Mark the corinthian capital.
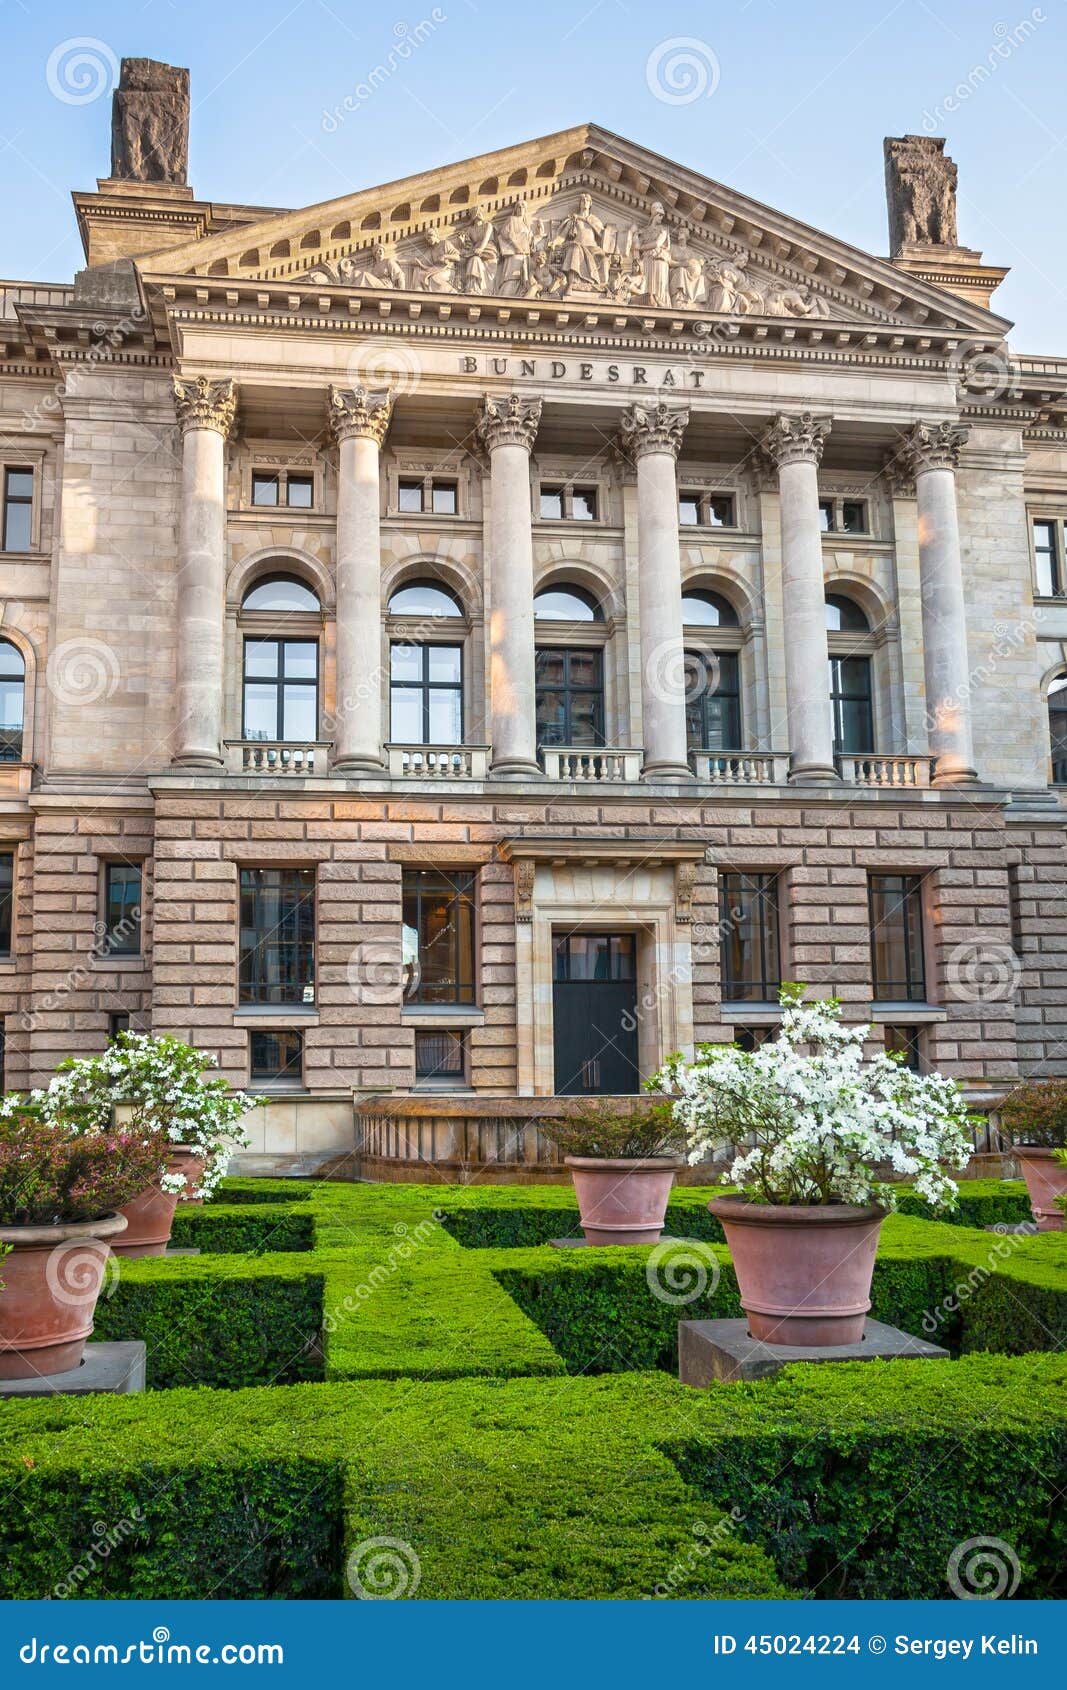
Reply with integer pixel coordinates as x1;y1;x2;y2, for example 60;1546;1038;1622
899;419;969;476
475;393;542;454
618;401;689;462
327;384;394;446
172;375;236;437
760;412;831;470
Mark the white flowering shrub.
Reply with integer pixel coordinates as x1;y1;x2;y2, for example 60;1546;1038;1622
655;986;975;1211
26;1034;258;1201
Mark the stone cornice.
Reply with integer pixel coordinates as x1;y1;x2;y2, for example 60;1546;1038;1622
475;393;542;453
327;384;394;445
617;400;689;460
760;411;832;469
172;374;236;436
900;418;969;475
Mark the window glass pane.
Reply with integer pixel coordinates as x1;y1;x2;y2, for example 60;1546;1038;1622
414;1028;466;1078
568;693;600;745
0;677;24;728
720;873;780;1001
2;502;31;550
243;684;279;740
681;590;736;627
819;500;834;531
428;688;462;743
104;863;141;956
539;487;563;519
242;576;320;612
398;480;423;512
286;475;313;508
678;495;700;526
244;640;280;678
1050;678;1067;781
0;641;24;679
281;641;317;680
884;1025;921;1071
390;689;424;742
251;473;279;506
535;650;565;686
708;495;735;527
0;852;13;954
566;651;601;688
239;867;316;1006
250;1029;303;1081
869;874;925;1001
388;581;462;617
825;594;869;633
431;481;457;515
841;501;867;533
571;487;597;520
533;587;600;621
5;470;32;500
536;691;566;745
390;643;422;682
282;686;317;741
427;645;461;683
1033;520;1059;596
402;869;475;1004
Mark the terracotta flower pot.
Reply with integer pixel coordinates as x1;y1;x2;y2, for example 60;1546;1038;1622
112;1145;207;1258
566;1156;680;1245
0;1212;128;1379
708;1195;886;1347
1013;1146;1067;1232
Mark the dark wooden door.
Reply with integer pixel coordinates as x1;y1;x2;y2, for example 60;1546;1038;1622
552;933;639;1095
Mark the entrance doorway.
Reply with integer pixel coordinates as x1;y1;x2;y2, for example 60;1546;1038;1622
552;932;640;1095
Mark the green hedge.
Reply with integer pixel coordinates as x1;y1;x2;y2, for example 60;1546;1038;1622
171;1202;315;1254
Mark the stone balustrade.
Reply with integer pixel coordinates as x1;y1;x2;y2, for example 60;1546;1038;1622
226;740;331;775
838;754;934;788
386;744;491;779
694;751;790;785
541;747;644;783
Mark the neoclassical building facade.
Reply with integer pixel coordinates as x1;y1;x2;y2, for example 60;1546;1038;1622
2;64;1066;1176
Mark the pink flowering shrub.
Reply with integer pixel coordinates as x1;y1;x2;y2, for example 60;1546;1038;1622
0;1108;171;1227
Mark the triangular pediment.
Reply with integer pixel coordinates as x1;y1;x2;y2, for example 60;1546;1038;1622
137;124;1010;336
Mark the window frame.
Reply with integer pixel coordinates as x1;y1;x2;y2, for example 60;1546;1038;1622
684;647;742;752
1;466;34;552
0;849;13;958
1049;673;1067;784
246;460;320;511
395;474;461;517
819;495;871;536
238;866;317;1008
719;871;782;1004
389;639;464;745
413;1026;468;1083
1030;515;1066;598
677;489;737;529
535;645;605;749
241;635;320;743
249;1027;305;1086
402;868;477;1007
536;481;602;523
102;860;143;959
868;873;927;1003
0;638;26;763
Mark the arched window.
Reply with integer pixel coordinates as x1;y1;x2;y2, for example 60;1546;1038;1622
1049;674;1067;784
680;589;739;628
533;585;602;622
825;594;874;754
242;575;320;613
682;590;742;753
0;640;25;762
388;580;464;618
241;575;320;743
388;581;464;745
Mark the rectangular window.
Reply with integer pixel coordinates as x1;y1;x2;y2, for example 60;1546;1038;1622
103;862;142;957
1032;519;1062;597
239;867;316;1006
251;471;280;507
389;643;462;743
720;872;781;1002
431;480;458;515
108;1012;130;1042
402;869;475;1004
250;1029;304;1083
818;498;835;532
841;500;868;534
883;1024;921;1071
678;494;701;526
0;851;13;956
734;1025;774;1051
869;873;926;1002
398;479;423;513
286;474;314;508
243;639;318;742
0;1018;5;1090
414;1027;466;1081
539;485;564;519
2;468;33;551
571;486;597;521
677;492;735;528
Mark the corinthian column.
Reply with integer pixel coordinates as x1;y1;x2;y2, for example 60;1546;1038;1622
619;400;692;781
328;385;394;773
476;393;542;778
172;375;236;767
761;412;838;783
900;421;977;786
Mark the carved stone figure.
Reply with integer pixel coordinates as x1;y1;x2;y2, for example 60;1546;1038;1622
460;208;497;295
414;231;463;292
494;200;542;296
765;284;831;319
884;135;959;255
110;58;189;185
706;259;763;315
669;242;707;307
636;202;672;309
555;193;611;292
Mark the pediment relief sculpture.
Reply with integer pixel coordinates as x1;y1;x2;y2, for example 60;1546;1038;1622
304;193;836;319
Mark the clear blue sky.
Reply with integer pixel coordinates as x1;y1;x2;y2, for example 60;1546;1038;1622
2;0;1064;350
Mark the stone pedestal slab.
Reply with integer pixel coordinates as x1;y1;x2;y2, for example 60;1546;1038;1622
0;1341;146;1398
679;1317;949;1385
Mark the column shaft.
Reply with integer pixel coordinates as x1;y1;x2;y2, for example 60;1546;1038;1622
477;395;542;778
329;386;394;773
172;377;235;768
